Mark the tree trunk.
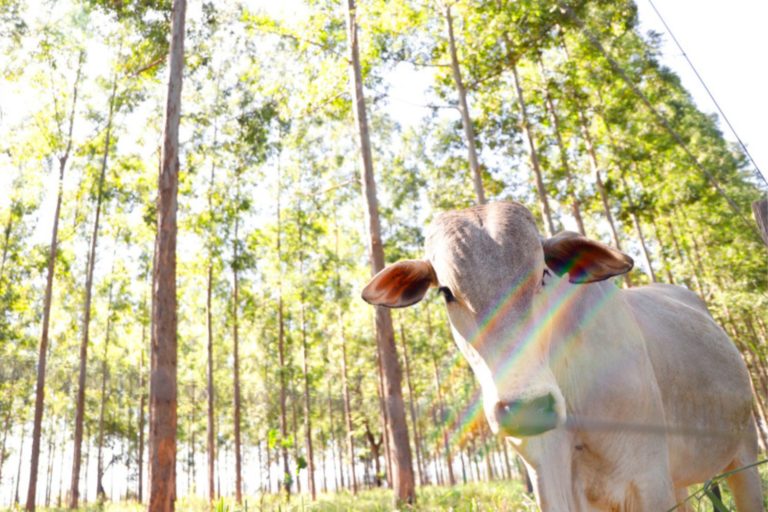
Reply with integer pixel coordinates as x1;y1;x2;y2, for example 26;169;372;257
538;59;585;236
621;174;656;282
511;63;556;236
501;439;512;480
15;424;25;506
649;213;675;283
56;428;65;507
0;193;16;280
138;341;146;503
206;266;216;504
444;4;485;204
148;0;186;509
232;210;243;504
290;386;301;494
275;159;291;496
97;272;117;501
334;206;357;494
44;428;54;507
26;50;84;512
364;422;383;487
374;339;393;488
426;305;454;486
205;90;219;509
581;114;623;249
69;72;117;509
397;314;425;486
0;391;14;490
297;205;316;501
483;436;494;481
752;198;768;246
346;0;415;504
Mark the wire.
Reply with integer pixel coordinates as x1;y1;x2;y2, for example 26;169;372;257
558;3;764;241
646;0;765;184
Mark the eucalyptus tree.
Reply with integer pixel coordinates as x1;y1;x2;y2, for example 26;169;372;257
147;0;186;509
68;49;122;509
24;22;87;512
346;0;416;503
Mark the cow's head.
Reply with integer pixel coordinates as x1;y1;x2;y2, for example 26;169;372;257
362;202;632;439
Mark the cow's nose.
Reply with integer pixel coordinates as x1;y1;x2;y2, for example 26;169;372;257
495;394;558;437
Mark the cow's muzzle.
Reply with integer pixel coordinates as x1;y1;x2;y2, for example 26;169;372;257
495;394;558;437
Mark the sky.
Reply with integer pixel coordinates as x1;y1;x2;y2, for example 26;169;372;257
634;0;768;185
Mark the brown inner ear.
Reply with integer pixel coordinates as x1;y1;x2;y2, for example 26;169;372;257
543;232;633;284
362;260;436;308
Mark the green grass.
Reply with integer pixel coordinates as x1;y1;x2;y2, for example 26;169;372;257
8;466;767;512
1;482;533;512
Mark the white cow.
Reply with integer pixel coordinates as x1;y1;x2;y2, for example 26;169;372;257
362;201;763;511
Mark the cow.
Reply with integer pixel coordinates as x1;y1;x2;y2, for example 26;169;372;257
362;201;763;511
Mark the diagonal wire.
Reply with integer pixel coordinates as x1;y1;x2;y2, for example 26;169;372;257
558;3;764;241
646;0;765;183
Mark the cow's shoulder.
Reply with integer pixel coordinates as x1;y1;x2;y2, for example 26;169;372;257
624;282;710;317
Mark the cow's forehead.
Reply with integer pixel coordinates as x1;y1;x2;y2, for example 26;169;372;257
425;202;543;311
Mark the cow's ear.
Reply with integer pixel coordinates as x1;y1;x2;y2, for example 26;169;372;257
362;260;437;308
542;231;633;284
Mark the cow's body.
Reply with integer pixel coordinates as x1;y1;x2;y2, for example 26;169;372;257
362;202;763;511
526;279;759;510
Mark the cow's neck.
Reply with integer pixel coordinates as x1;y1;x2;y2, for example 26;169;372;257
548;280;656;420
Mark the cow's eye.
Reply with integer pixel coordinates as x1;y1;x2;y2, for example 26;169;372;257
438;286;455;303
541;269;551;288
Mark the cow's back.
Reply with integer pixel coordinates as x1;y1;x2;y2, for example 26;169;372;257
624;283;755;487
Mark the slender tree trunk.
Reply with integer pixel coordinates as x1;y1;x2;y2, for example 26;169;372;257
56;427;65;507
148;0;186;509
138;337;146;503
276;160;291;496
69;72;117;509
97;272;117;501
346;0;415;504
0;396;13;489
538;59;585;235
426;305;454;486
44;428;54;507
483;436;494;481
290;386;301;494
581;114;622;249
374;342;393;488
15;424;25;506
397;314;425;486
444;4;485;204
334;206;357;494
297;205;316;501
206;265;216;505
26;50;84;512
325;382;340;492
649;213;675;283
83;428;90;504
0;196;16;280
579;114;618;241
320;431;328;493
621;174;656;282
188;383;196;497
232;211;243;504
665;217;699;291
511;63;556;236
364;422;383;487
501;439;512;480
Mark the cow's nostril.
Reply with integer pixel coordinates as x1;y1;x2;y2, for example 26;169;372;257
530;393;556;415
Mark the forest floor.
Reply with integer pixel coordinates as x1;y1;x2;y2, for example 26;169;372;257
8;474;768;512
